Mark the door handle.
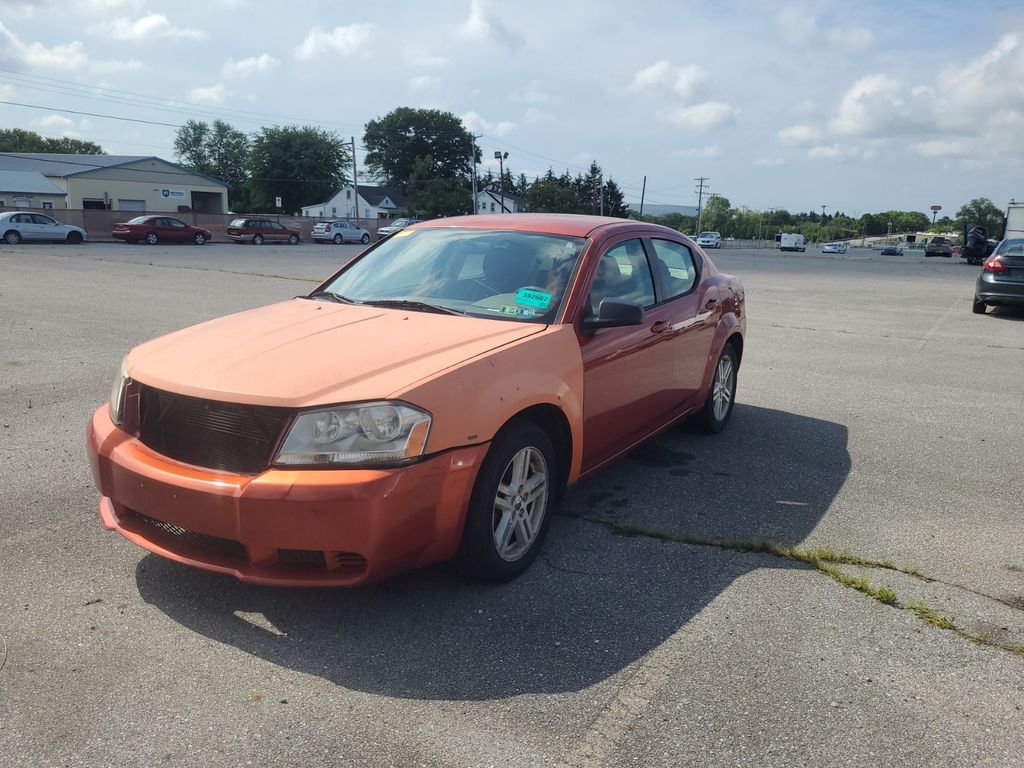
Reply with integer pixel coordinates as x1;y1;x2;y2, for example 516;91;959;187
650;320;669;334
704;298;719;310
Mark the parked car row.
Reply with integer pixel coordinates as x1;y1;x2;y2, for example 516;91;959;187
0;210;389;246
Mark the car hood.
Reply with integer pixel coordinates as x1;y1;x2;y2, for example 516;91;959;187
125;298;545;407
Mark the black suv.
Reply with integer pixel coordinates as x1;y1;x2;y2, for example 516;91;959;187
925;237;953;258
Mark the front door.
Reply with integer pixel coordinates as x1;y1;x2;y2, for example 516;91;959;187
577;237;683;473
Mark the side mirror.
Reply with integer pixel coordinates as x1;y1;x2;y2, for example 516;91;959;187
582;299;644;332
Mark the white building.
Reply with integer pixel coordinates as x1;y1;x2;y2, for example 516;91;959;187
475;189;526;214
0;154;228;213
302;185;407;220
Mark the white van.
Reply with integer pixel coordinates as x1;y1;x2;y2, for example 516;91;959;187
779;233;806;252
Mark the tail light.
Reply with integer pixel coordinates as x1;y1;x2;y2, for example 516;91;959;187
325;225;331;232
983;256;1006;273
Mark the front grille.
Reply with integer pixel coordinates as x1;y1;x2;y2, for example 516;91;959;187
126;510;248;560
137;385;291;474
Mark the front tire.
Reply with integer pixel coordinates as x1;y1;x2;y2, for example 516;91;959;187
697;342;738;434
193;233;206;245
66;231;83;245
457;421;557;582
288;234;300;245
361;233;370;244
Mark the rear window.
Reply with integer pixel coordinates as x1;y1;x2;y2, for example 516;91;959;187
126;216;148;224
995;238;1024;256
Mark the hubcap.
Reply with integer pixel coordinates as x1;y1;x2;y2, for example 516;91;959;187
492;446;549;562
712;356;734;422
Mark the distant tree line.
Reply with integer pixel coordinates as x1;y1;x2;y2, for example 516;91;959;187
0;128;105;155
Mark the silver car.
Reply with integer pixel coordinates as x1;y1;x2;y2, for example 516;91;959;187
311;220;370;244
1;211;87;244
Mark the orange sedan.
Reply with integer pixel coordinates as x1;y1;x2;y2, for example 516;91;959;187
87;214;746;586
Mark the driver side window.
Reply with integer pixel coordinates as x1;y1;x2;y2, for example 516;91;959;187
588;239;656;315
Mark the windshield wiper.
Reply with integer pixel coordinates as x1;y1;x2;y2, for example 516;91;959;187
306;290;358;304
359;299;464;316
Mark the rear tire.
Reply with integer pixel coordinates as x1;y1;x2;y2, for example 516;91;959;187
697;342;738;434
972;299;987;314
456;421;557;582
4;230;22;244
253;234;264;245
333;233;343;244
145;232;158;245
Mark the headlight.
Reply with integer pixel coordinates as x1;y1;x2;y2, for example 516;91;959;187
274;402;431;466
108;356;129;427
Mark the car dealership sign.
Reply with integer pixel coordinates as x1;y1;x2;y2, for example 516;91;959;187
161;189;187;199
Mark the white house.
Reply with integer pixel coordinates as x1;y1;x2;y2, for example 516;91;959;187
302;184;407;220
475;189;526;214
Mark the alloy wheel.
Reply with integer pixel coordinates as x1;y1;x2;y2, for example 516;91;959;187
492;446;549;562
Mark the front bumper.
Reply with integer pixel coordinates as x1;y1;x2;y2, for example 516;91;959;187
87;406;488;586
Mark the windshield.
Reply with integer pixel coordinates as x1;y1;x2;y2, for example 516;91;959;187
317;228;586;323
387;219;409;228
698;232;718;238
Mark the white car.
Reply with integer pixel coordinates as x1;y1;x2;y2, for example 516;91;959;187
311;220;370;244
696;231;722;249
822;242;848;254
376;217;422;239
1;211;87;244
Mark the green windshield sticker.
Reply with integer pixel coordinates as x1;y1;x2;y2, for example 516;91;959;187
515;288;552;309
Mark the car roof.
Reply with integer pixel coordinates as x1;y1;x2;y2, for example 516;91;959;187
414;213;678;239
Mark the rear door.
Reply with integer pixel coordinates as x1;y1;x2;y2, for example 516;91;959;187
648;238;719;401
577;236;682;472
13;213;41;240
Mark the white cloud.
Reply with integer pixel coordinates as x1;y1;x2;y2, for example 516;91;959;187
630;60;708;101
829;74;934;136
34;114;75;131
511;84;552;104
663;102;736;131
0;83;16;100
755;157;785;167
102;14;206;42
777;124;821;145
221;53;278;78
671;145;721;159
524;107;551;123
807;143;875;161
295;24;372;59
0;22;88;69
461;110;517;138
91;59;146;74
913;140;973;158
408;75;437;92
458;0;523;51
189;84;228;105
405;49;448;69
777;6;873;50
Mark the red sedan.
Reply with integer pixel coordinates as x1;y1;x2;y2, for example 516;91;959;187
112;216;212;245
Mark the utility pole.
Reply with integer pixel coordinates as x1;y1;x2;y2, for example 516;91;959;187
351;136;360;221
639;176;646;217
494;151;508;213
694;176;709;234
599;173;604;216
470;134;481;214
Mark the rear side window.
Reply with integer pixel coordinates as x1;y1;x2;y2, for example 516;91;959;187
650;239;699;300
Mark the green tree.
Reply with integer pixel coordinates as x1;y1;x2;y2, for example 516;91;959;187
700;194;732;232
363;107;475;194
527;170;581;213
173;119;251;208
955;197;1003;236
407;156;472;217
248;125;350;212
0;128;104;154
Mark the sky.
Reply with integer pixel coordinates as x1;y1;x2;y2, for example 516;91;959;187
1;0;1023;218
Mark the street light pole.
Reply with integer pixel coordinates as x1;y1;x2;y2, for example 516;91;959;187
494;151;508;213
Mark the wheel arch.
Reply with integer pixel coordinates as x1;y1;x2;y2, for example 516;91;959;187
501;404;573;502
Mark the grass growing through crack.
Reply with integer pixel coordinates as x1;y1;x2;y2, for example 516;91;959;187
561;511;1024;659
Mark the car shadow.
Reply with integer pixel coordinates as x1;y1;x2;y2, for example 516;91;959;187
985;305;1024;321
135;404;848;701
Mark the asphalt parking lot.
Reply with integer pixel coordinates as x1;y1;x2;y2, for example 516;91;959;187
1;241;1022;767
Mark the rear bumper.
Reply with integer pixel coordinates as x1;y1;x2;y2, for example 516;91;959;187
87;406;488;586
976;275;1024;305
